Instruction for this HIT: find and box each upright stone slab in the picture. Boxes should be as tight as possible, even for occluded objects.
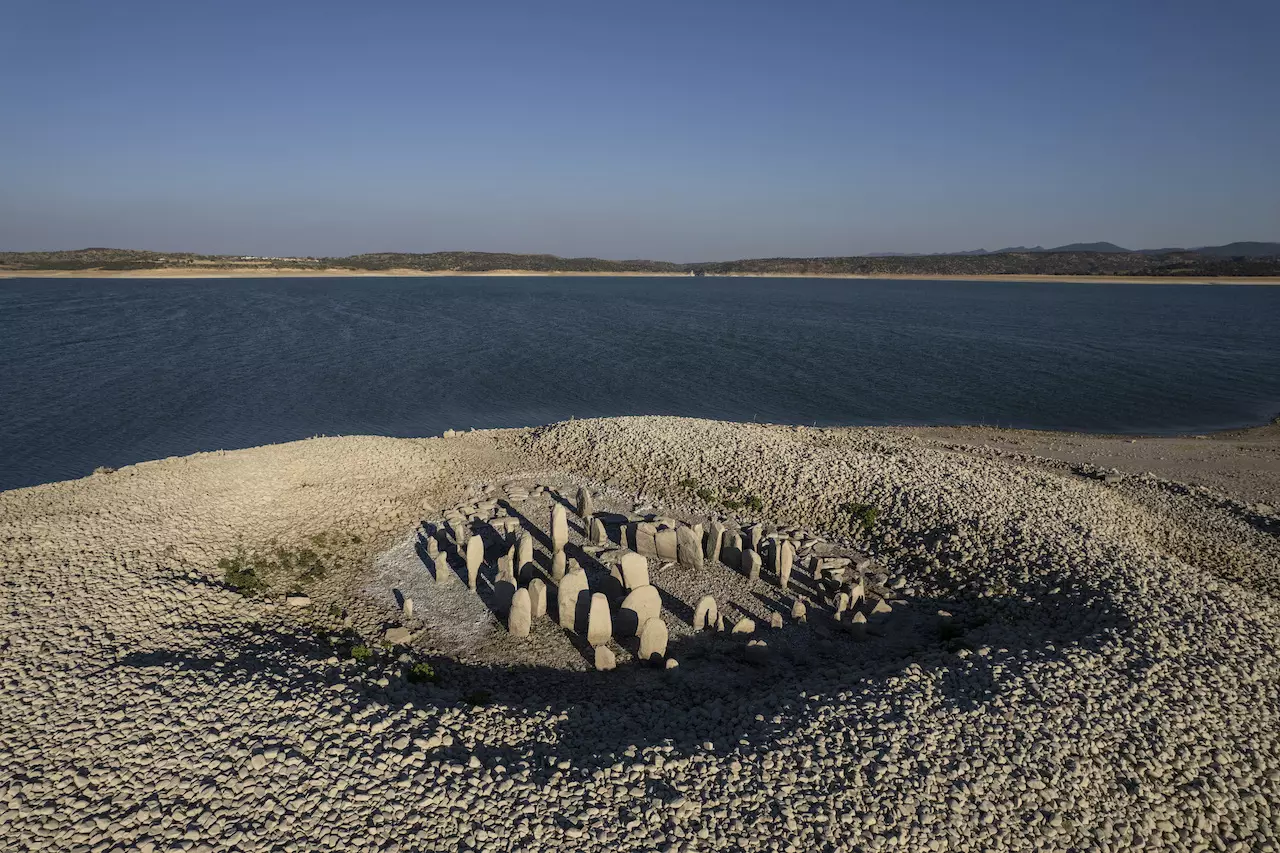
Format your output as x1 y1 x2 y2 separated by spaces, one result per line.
516 532 533 573
741 549 762 582
704 522 725 563
449 520 467 549
498 545 514 576
426 536 440 560
586 593 612 646
619 584 661 636
465 535 483 591
834 591 850 619
508 588 531 637
589 517 609 547
721 532 742 568
655 528 678 561
528 578 547 618
747 524 763 552
402 597 414 619
551 550 567 582
433 551 452 584
557 567 590 631
635 522 658 557
551 504 569 553
676 526 703 571
638 617 668 662
693 595 718 631
576 487 595 520
618 551 649 590
778 540 795 590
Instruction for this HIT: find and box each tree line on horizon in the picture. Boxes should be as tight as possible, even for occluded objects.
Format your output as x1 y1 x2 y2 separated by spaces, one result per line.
1 245 1278 276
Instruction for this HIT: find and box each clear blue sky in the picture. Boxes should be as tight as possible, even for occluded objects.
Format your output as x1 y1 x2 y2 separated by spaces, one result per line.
2 0 1277 260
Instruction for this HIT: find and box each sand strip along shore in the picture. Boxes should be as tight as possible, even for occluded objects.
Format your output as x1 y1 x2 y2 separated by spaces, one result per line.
2 416 1278 852
2 266 1279 283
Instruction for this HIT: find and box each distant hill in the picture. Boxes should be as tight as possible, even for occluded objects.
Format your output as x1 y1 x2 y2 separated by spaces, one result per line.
2 244 1278 277
1043 242 1131 253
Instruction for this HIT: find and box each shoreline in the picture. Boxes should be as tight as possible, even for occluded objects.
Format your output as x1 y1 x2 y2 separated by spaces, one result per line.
3 266 1280 284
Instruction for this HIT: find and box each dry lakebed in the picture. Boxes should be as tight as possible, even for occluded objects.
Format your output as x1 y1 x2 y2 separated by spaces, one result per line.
2 416 1278 852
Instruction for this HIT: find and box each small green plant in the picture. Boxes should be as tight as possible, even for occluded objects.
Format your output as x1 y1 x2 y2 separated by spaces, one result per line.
406 662 438 684
743 494 764 513
838 501 879 533
328 603 344 619
463 689 492 706
677 477 699 491
350 645 374 663
219 549 268 596
695 487 715 503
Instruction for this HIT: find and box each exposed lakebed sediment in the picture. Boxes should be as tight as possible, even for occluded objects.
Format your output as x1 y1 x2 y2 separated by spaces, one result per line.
1 417 1277 852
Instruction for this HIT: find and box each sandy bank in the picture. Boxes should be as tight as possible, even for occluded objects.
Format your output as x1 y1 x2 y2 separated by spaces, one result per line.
2 416 1278 851
3 266 1279 284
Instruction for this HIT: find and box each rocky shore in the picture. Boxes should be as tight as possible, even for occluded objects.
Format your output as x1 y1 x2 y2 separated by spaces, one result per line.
1 417 1277 852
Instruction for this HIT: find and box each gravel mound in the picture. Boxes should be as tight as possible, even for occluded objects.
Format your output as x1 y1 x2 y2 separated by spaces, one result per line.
1 417 1277 852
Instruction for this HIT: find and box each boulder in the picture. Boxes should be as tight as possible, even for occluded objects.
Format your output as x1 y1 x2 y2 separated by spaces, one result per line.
619 551 649 590
768 611 783 629
528 578 547 618
693 595 718 631
587 593 612 646
557 568 590 631
655 528 678 561
704 522 725 562
732 617 756 635
741 549 761 582
638 617 668 662
385 626 412 645
791 600 807 624
551 504 569 553
619 585 662 636
508 588 531 637
594 645 616 671
676 526 703 570
285 594 311 607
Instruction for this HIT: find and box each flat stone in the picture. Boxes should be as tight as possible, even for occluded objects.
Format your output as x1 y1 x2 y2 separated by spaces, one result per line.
385 627 412 645
285 594 311 607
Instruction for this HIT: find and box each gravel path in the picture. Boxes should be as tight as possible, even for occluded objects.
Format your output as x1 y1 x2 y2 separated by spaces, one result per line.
1 417 1277 852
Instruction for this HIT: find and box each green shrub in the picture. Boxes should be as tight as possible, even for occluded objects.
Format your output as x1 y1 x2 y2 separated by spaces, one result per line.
350 645 373 662
677 477 699 491
695 487 715 503
838 502 879 533
406 662 438 684
743 494 764 513
219 550 268 596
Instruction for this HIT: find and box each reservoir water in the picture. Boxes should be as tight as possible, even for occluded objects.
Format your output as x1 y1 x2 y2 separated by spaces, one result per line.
2 275 1278 491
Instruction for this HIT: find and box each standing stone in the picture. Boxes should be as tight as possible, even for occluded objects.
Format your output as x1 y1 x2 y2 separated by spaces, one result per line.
619 551 649 590
498 545 515 576
791 599 807 623
426 536 440 559
638 617 668 662
849 582 866 608
551 550 567 582
741 549 761 582
551 504 568 553
587 593 612 646
768 611 783 629
402 598 414 619
594 645 616 671
732 617 756 634
576 487 595 520
516 532 533 573
721 532 742 567
528 578 547 618
747 524 763 552
494 575 516 616
655 528 678 561
778 540 795 590
851 610 868 638
634 522 658 557
834 591 850 620
434 551 452 585
693 596 718 631
449 520 467 549
872 598 893 615
619 585 662 636
589 517 609 547
465 535 483 591
557 567 590 631
676 526 703 570
508 587 531 637
810 555 824 581
704 522 725 563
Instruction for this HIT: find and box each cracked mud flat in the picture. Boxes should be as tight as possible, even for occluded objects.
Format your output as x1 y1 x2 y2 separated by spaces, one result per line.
2 417 1278 852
